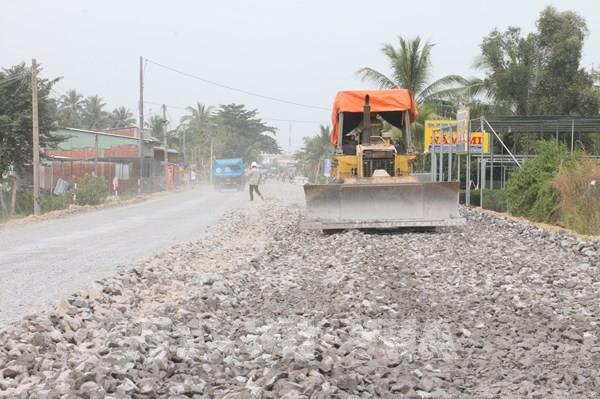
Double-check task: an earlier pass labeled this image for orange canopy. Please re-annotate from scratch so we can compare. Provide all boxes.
[331,89,418,146]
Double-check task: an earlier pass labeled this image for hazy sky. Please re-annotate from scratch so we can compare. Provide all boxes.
[2,0,599,152]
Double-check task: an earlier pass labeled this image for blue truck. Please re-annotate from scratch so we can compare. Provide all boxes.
[212,158,245,191]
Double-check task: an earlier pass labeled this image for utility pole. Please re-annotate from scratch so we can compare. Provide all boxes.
[31,59,41,216]
[182,128,187,165]
[94,133,99,175]
[209,137,214,186]
[466,119,472,206]
[162,104,169,191]
[138,56,144,193]
[288,122,292,154]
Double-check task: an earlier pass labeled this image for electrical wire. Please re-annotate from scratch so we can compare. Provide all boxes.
[50,88,65,98]
[144,58,329,111]
[144,101,328,125]
[0,72,29,88]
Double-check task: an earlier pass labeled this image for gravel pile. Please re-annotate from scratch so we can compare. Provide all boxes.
[1,198,599,398]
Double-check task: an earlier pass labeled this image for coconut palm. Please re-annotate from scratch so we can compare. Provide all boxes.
[180,102,214,131]
[179,102,215,162]
[357,36,483,106]
[145,114,165,141]
[58,89,84,128]
[296,125,333,181]
[82,95,109,130]
[110,106,136,128]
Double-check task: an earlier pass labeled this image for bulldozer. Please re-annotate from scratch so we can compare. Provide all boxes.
[303,89,464,231]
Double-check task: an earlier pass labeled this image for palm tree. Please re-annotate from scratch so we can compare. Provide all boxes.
[296,125,333,181]
[82,95,108,130]
[357,36,482,106]
[58,89,84,128]
[110,106,136,128]
[145,114,164,141]
[181,102,214,126]
[179,102,215,162]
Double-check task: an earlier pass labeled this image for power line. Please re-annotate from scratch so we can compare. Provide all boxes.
[50,88,65,98]
[144,101,328,125]
[144,58,330,111]
[0,72,29,88]
[262,117,328,125]
[145,100,186,111]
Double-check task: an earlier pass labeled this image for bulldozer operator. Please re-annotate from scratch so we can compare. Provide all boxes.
[346,113,406,155]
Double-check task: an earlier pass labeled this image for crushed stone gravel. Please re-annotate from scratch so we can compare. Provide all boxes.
[1,189,599,398]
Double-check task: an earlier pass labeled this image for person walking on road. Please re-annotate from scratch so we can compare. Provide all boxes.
[247,161,264,201]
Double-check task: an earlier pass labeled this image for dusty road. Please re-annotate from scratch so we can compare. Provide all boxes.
[0,185,255,327]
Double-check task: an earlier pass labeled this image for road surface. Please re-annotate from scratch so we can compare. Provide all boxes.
[0,185,250,327]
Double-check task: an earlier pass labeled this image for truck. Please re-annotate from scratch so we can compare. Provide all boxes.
[212,158,245,191]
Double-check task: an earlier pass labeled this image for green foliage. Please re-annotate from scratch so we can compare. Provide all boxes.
[57,91,134,130]
[57,89,85,128]
[554,158,600,235]
[356,36,481,111]
[460,189,508,212]
[43,193,72,212]
[82,95,110,130]
[76,174,108,205]
[15,190,73,215]
[296,125,333,181]
[214,104,280,160]
[109,106,136,128]
[477,27,537,115]
[146,114,165,141]
[505,141,575,222]
[478,6,599,116]
[0,62,62,177]
[178,102,214,161]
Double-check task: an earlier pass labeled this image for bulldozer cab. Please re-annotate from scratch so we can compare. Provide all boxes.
[339,99,412,158]
[331,91,418,181]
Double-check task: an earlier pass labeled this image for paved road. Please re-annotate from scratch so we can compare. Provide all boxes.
[0,186,249,327]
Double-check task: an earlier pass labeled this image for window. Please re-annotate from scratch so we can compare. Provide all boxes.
[115,163,130,180]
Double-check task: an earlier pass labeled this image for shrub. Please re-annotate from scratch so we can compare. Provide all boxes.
[481,189,508,212]
[460,189,508,212]
[15,190,33,215]
[76,175,108,206]
[42,193,72,213]
[505,141,576,223]
[16,190,73,215]
[554,158,600,235]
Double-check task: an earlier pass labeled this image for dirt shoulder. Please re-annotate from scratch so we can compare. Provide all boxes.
[0,187,194,228]
[473,206,600,242]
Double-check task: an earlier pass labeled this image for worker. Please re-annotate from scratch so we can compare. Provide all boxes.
[369,113,383,137]
[247,161,264,201]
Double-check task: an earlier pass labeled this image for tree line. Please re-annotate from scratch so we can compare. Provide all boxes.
[0,64,280,215]
[2,5,599,199]
[0,72,280,178]
[52,89,282,165]
[296,5,600,174]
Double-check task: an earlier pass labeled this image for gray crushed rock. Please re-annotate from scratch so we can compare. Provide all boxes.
[0,199,599,398]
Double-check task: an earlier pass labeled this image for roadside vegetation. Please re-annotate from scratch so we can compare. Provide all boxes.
[296,6,599,234]
[555,158,600,235]
[5,174,111,220]
[1,72,280,220]
[505,142,575,224]
[1,6,599,230]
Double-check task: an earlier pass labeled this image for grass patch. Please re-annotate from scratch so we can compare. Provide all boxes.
[554,158,600,236]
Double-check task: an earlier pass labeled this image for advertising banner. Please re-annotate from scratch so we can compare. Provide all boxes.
[424,120,489,154]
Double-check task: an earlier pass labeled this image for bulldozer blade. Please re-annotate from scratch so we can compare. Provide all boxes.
[302,181,464,230]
